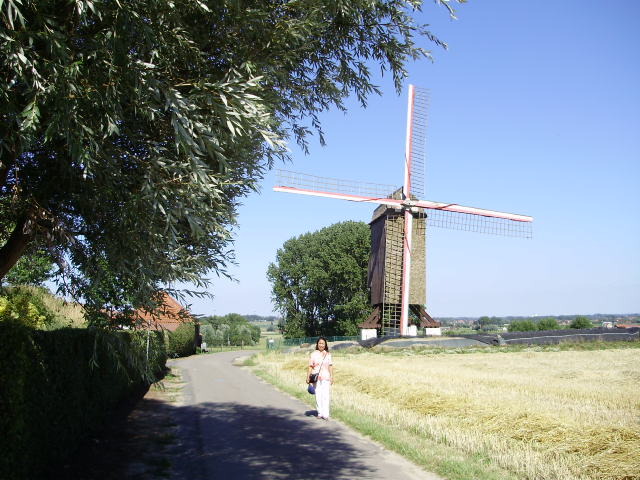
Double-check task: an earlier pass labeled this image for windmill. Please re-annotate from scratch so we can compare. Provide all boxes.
[274,85,533,337]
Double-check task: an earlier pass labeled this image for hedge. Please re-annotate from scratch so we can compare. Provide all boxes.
[166,322,197,357]
[0,323,167,479]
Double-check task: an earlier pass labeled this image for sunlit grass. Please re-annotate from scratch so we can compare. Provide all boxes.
[252,343,640,480]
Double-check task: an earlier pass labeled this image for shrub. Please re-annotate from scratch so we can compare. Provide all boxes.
[0,286,86,329]
[0,291,47,328]
[508,320,538,332]
[537,317,560,330]
[166,322,196,357]
[570,316,593,329]
[0,324,166,480]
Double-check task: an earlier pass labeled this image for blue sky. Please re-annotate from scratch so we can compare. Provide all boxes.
[183,0,640,318]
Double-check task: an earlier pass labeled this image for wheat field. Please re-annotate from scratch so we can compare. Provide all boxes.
[253,344,640,480]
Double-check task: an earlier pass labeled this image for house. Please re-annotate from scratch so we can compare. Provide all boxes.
[134,292,194,332]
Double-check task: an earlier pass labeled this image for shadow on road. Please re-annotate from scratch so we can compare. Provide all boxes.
[172,402,379,480]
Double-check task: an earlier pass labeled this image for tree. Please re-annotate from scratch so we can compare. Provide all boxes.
[507,320,537,332]
[570,316,593,329]
[0,209,55,287]
[267,221,370,338]
[200,312,260,346]
[476,316,503,331]
[537,317,560,331]
[3,250,54,287]
[1,0,458,320]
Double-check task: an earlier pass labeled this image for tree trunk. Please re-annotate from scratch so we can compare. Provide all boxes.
[0,215,32,280]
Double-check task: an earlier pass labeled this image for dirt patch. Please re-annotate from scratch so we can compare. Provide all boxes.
[52,368,185,480]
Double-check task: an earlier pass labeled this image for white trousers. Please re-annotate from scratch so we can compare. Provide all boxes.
[315,379,331,418]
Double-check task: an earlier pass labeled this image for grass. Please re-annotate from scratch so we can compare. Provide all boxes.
[251,341,640,480]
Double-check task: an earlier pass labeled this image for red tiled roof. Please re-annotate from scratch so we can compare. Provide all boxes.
[135,292,193,332]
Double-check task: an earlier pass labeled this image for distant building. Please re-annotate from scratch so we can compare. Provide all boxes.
[134,292,194,332]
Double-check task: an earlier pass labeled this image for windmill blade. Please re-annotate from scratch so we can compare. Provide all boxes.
[404,85,429,199]
[425,208,533,238]
[399,210,414,335]
[412,199,533,223]
[275,170,533,238]
[274,169,400,204]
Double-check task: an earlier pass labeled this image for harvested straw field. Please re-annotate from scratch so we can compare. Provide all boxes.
[252,344,640,480]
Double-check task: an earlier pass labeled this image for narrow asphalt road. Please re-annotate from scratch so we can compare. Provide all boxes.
[166,351,442,480]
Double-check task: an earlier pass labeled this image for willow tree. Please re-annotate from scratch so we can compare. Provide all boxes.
[0,0,458,319]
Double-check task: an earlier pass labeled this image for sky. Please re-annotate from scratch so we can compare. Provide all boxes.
[182,0,640,319]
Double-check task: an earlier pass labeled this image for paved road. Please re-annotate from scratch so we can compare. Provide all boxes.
[167,351,442,480]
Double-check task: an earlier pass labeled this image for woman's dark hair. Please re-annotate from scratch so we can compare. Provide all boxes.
[315,336,329,352]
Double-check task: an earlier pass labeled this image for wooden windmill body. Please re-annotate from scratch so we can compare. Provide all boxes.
[364,192,435,337]
[274,85,533,337]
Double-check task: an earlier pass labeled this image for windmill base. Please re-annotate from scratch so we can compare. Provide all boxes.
[358,304,442,339]
[361,328,378,341]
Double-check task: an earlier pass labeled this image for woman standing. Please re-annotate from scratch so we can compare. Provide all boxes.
[307,337,333,420]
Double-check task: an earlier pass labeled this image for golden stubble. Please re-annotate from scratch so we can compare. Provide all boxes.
[255,347,640,480]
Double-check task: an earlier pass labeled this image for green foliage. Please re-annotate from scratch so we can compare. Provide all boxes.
[537,317,560,330]
[507,320,538,332]
[570,316,593,329]
[200,313,261,346]
[0,0,457,315]
[0,286,86,329]
[477,316,503,327]
[267,221,371,338]
[200,324,216,345]
[0,288,47,328]
[0,323,166,480]
[166,323,196,357]
[476,316,504,332]
[3,247,54,286]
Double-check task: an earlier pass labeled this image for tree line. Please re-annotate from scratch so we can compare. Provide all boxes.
[199,313,261,347]
[474,315,594,332]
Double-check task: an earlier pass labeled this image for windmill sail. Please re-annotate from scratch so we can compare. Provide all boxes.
[274,169,533,238]
[405,86,429,199]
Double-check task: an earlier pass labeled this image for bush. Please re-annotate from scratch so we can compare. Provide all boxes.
[166,322,196,357]
[537,317,560,330]
[0,323,166,480]
[570,316,593,329]
[0,286,86,329]
[508,320,538,332]
[0,290,47,328]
